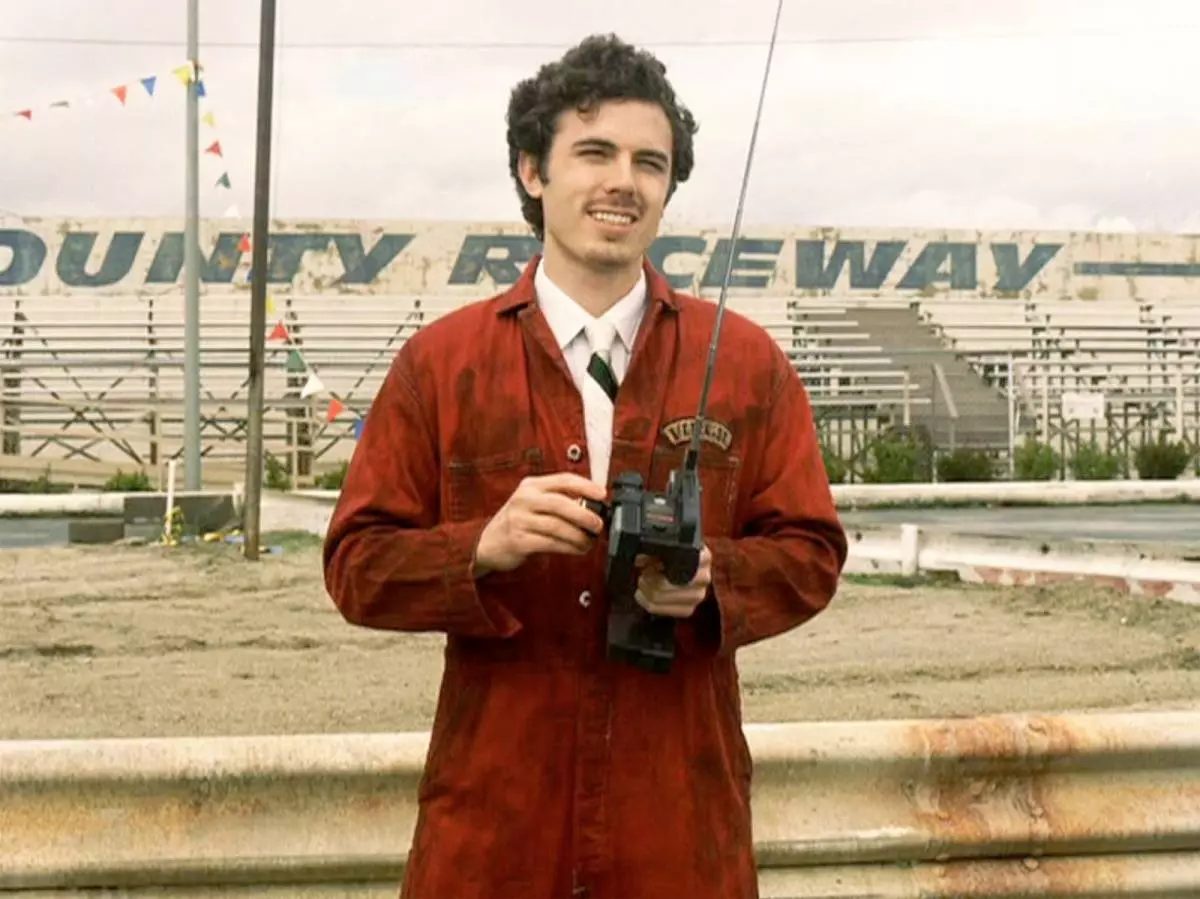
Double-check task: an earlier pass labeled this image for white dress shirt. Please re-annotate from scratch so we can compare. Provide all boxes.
[534,262,649,482]
[534,262,648,394]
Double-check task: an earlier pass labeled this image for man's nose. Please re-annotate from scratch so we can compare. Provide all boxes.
[603,154,637,193]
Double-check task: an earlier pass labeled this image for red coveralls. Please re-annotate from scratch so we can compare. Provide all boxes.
[323,256,848,899]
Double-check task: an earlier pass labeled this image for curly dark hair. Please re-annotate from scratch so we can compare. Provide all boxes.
[505,34,699,240]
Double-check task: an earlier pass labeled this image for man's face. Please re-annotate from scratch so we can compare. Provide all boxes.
[520,99,674,273]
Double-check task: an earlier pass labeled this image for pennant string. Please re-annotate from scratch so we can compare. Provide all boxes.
[4,59,240,216]
[260,313,359,425]
[5,61,202,126]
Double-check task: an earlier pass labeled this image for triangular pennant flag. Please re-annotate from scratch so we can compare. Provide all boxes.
[300,372,325,398]
[223,204,240,218]
[237,234,251,252]
[326,398,345,423]
[268,321,288,341]
[196,81,207,98]
[286,349,307,373]
[215,172,231,189]
[245,268,254,283]
[205,140,223,157]
[202,110,216,127]
[111,85,128,105]
[141,76,157,96]
[15,110,31,120]
[353,417,367,440]
[265,295,276,315]
[172,63,194,85]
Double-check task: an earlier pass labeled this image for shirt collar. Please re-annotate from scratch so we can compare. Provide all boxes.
[534,260,648,352]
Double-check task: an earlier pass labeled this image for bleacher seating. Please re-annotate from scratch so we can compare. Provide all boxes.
[918,297,1200,393]
[6,287,1197,485]
[914,296,1200,454]
[0,291,925,481]
[717,296,921,410]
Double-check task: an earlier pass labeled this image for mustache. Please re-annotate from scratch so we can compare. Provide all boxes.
[587,201,641,217]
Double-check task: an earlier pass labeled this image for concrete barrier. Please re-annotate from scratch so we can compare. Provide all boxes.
[0,491,235,519]
[847,524,1200,604]
[2,711,1198,897]
[0,491,325,539]
[291,478,1200,510]
[0,492,125,518]
[3,479,1196,522]
[832,478,1200,507]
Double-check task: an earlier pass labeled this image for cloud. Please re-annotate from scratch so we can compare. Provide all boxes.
[1,0,1198,233]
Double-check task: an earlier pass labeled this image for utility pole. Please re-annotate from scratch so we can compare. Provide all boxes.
[241,0,278,561]
[183,0,202,490]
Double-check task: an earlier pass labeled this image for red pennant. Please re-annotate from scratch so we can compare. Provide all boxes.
[16,110,31,120]
[205,140,223,156]
[237,234,251,253]
[267,321,288,341]
[326,398,345,423]
[112,85,128,105]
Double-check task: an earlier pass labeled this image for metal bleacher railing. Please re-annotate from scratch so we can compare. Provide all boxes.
[916,296,1200,450]
[724,296,921,406]
[0,292,923,487]
[2,291,1198,487]
[918,296,1200,390]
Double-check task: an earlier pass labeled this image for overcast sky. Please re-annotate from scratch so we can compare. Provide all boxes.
[1,0,1198,233]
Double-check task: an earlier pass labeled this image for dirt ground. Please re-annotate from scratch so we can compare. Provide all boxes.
[2,534,1198,741]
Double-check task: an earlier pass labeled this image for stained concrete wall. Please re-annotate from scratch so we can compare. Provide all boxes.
[3,217,1200,302]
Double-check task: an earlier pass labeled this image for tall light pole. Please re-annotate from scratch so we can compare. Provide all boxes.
[183,0,202,490]
[242,0,278,561]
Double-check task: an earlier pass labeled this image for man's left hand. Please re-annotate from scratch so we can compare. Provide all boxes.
[634,545,712,618]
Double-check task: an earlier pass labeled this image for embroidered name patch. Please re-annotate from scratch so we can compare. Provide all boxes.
[661,417,733,451]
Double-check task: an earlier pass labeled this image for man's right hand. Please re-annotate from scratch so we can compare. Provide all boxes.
[473,473,608,576]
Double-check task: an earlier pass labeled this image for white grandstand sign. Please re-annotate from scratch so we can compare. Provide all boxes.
[1061,392,1107,423]
[5,217,1200,302]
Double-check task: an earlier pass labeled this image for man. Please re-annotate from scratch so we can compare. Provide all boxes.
[323,33,847,899]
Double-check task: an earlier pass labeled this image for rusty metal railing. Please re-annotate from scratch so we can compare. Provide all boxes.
[2,710,1199,897]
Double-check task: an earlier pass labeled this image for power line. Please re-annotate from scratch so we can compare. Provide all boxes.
[0,28,1185,51]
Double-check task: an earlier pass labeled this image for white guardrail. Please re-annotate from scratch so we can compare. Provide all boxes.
[2,710,1198,898]
[2,478,1199,519]
[4,480,1197,604]
[845,525,1200,604]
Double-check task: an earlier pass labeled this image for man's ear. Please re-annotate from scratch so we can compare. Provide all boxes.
[517,151,544,198]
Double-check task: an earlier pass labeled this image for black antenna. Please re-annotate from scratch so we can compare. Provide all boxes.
[683,0,785,474]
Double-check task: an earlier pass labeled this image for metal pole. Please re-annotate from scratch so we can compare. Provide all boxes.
[242,0,278,561]
[1007,353,1017,479]
[183,0,202,490]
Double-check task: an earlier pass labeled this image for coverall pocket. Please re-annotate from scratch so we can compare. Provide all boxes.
[445,447,546,523]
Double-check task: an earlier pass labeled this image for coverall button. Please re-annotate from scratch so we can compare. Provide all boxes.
[578,590,591,608]
[567,443,583,462]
